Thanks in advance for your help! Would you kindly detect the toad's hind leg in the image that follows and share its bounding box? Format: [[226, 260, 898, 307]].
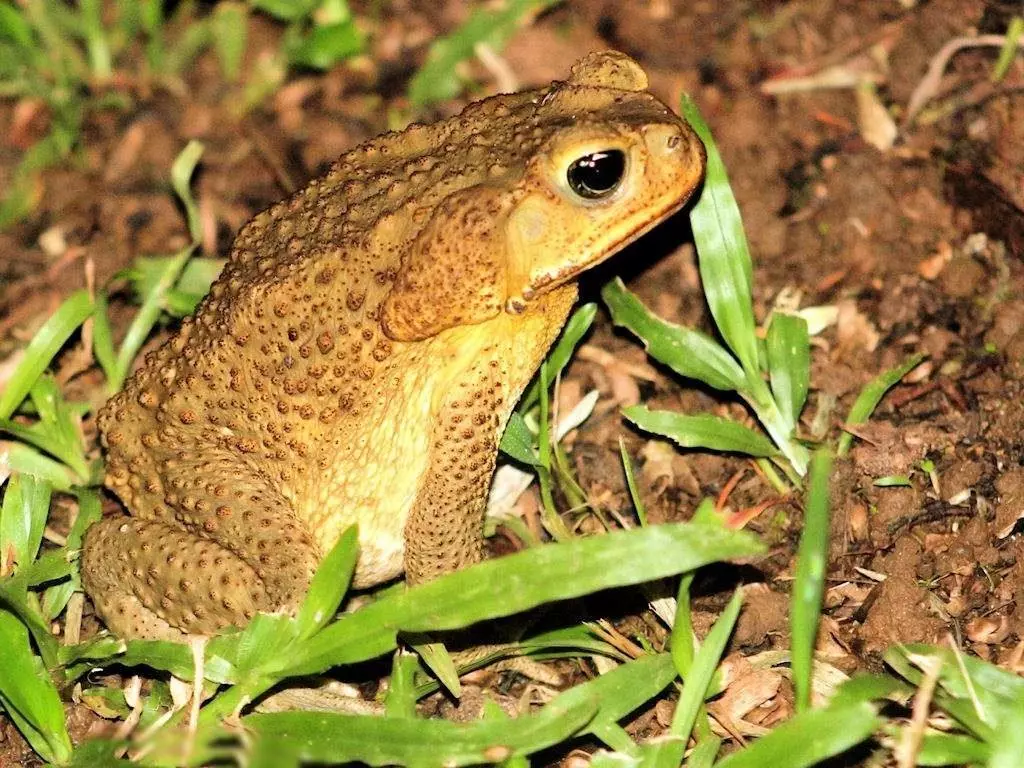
[[82, 518, 269, 640], [82, 452, 321, 639]]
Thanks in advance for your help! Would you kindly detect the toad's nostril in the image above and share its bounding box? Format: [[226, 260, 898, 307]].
[[643, 124, 684, 157]]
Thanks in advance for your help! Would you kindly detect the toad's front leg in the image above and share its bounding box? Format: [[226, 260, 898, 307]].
[[401, 360, 508, 585]]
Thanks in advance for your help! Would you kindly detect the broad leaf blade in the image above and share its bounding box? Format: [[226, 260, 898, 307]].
[[0, 610, 72, 763], [295, 525, 359, 640], [624, 406, 779, 458], [0, 289, 92, 420], [680, 97, 759, 377], [714, 702, 881, 768], [602, 279, 745, 393], [837, 353, 926, 456], [0, 473, 51, 573], [280, 521, 763, 677], [766, 312, 810, 425], [499, 411, 541, 466], [244, 691, 597, 767], [408, 0, 560, 107], [790, 449, 832, 712]]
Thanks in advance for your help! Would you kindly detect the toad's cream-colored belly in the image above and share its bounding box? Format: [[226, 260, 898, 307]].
[[303, 370, 436, 587]]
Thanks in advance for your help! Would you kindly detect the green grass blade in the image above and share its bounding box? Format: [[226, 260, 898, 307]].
[[61, 634, 238, 685], [16, 549, 74, 590], [128, 256, 224, 318], [520, 302, 597, 411], [624, 406, 779, 458], [0, 473, 51, 572], [80, 0, 112, 80], [295, 525, 358, 640], [170, 140, 204, 243], [827, 674, 910, 709], [16, 376, 90, 480], [988, 724, 1024, 768], [243, 690, 597, 767], [161, 17, 213, 79], [0, 442, 77, 490], [249, 0, 319, 22], [915, 732, 989, 766], [498, 411, 541, 466], [576, 653, 679, 745], [766, 313, 810, 426], [0, 609, 72, 763], [670, 589, 742, 747], [233, 613, 301, 674], [590, 724, 638, 756], [0, 3, 34, 48], [211, 2, 247, 81], [410, 638, 461, 698], [992, 16, 1023, 82], [408, 0, 561, 107], [888, 643, 1024, 730], [619, 437, 647, 527], [288, 21, 364, 70], [686, 736, 722, 768], [246, 652, 676, 767], [791, 449, 832, 713], [837, 353, 925, 456], [110, 142, 206, 388], [680, 97, 758, 377], [602, 279, 746, 393], [111, 249, 193, 390], [91, 291, 117, 385], [713, 702, 880, 768], [68, 738, 131, 767], [384, 650, 419, 719], [68, 488, 102, 550], [0, 417, 87, 482], [278, 521, 763, 677], [0, 289, 92, 420]]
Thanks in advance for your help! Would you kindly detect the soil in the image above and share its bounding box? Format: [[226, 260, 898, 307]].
[[2, 0, 1023, 765]]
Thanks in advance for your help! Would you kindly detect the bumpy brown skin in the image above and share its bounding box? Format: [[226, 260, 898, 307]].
[[81, 51, 707, 640]]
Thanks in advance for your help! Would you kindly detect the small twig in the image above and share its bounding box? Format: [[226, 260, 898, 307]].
[[244, 123, 297, 194], [715, 469, 747, 512], [475, 42, 518, 94], [724, 497, 788, 530], [948, 635, 986, 724], [894, 647, 941, 768], [904, 33, 1024, 126], [761, 19, 905, 84], [187, 637, 207, 760]]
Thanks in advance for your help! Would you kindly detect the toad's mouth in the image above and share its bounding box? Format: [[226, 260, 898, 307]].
[[504, 191, 697, 314]]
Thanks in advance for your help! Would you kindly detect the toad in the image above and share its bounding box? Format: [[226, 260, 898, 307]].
[[82, 51, 706, 640]]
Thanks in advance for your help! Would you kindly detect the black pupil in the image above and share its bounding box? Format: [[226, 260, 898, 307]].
[[567, 150, 625, 199]]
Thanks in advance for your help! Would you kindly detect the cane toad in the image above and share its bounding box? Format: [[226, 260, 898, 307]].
[[82, 51, 706, 640]]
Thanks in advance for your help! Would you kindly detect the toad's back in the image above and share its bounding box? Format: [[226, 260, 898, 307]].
[[83, 51, 707, 640]]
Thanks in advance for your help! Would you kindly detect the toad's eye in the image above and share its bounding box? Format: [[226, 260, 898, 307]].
[[566, 150, 625, 200]]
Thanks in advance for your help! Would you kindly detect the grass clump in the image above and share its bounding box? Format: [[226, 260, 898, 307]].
[[603, 98, 923, 489], [407, 0, 562, 108], [0, 0, 365, 229]]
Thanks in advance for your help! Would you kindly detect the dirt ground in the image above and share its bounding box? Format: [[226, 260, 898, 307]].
[[2, 0, 1023, 764]]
